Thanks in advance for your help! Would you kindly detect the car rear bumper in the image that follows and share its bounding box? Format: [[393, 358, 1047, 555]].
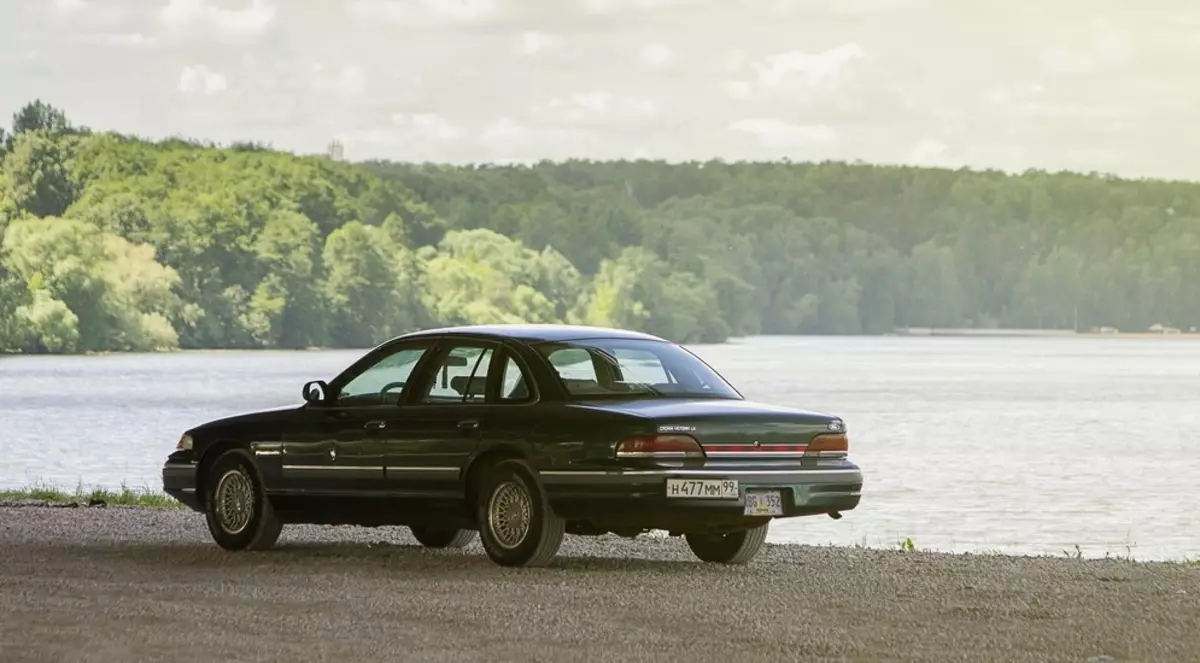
[[162, 460, 203, 511], [540, 465, 863, 529]]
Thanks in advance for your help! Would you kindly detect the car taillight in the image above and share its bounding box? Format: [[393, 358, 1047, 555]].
[[804, 433, 849, 457], [615, 434, 705, 459]]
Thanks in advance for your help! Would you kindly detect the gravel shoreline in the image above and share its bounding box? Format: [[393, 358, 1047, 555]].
[[1, 505, 1197, 663]]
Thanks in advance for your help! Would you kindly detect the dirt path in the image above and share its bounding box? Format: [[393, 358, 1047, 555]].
[[1, 505, 1196, 662]]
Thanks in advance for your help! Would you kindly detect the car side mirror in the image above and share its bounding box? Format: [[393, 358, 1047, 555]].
[[302, 380, 329, 406]]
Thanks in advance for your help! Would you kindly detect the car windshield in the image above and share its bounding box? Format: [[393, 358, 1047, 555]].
[[534, 338, 742, 400]]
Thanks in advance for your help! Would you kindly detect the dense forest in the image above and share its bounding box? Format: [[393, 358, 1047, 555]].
[[0, 100, 1197, 354]]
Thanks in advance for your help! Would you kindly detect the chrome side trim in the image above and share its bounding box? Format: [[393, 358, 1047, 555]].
[[254, 450, 282, 457], [279, 465, 459, 473], [539, 468, 862, 477], [280, 465, 377, 472]]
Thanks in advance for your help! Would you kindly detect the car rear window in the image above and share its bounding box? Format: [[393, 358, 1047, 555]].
[[535, 338, 741, 400]]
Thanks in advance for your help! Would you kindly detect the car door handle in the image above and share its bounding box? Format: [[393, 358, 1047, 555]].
[[364, 420, 387, 431], [457, 419, 480, 431]]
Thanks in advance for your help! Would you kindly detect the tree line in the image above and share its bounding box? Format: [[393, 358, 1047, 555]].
[[1, 100, 1197, 354]]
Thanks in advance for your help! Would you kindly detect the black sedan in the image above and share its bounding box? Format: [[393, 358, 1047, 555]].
[[162, 324, 863, 567]]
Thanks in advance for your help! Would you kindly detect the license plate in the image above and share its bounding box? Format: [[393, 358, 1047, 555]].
[[743, 491, 784, 516], [665, 478, 739, 499]]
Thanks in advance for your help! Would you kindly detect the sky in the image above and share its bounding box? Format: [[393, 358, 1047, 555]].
[[4, 0, 1199, 180]]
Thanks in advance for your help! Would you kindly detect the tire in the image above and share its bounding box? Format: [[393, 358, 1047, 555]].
[[202, 448, 283, 551], [474, 458, 564, 568], [410, 525, 477, 549], [685, 522, 770, 564]]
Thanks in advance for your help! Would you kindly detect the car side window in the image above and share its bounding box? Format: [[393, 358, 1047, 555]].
[[419, 345, 493, 405], [336, 345, 430, 407], [544, 347, 603, 394], [498, 353, 533, 403]]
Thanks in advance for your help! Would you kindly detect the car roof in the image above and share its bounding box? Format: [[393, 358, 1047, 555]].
[[392, 323, 668, 344]]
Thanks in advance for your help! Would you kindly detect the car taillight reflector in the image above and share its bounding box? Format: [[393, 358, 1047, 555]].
[[615, 434, 705, 458], [805, 433, 849, 455]]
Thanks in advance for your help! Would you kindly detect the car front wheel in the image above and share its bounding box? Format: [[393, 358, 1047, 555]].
[[409, 525, 477, 549], [684, 522, 769, 564], [475, 458, 564, 567], [202, 449, 283, 551]]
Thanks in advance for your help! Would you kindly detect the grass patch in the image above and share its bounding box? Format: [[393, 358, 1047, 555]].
[[0, 481, 182, 508]]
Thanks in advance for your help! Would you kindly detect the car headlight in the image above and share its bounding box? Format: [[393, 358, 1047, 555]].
[[176, 434, 194, 451]]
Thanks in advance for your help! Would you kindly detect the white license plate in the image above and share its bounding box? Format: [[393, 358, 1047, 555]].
[[665, 478, 739, 499], [743, 491, 784, 516]]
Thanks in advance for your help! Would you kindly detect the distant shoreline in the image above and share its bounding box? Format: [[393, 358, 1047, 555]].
[[892, 327, 1200, 339], [4, 330, 1200, 358]]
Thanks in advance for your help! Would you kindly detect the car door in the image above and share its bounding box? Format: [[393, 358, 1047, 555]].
[[281, 340, 436, 495], [481, 345, 542, 453], [383, 339, 498, 499]]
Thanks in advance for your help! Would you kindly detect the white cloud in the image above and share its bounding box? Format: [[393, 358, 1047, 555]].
[[724, 80, 754, 100], [1043, 22, 1130, 74], [72, 32, 157, 48], [908, 139, 952, 166], [531, 91, 659, 126], [392, 113, 464, 140], [350, 0, 504, 27], [516, 31, 565, 57], [44, 0, 132, 27], [178, 65, 228, 96], [637, 42, 673, 68], [578, 0, 697, 14], [160, 0, 277, 38], [726, 43, 866, 104], [479, 118, 530, 148], [729, 118, 839, 147], [710, 50, 748, 75], [753, 43, 866, 91], [478, 118, 596, 159], [50, 0, 89, 15], [311, 64, 368, 96], [1042, 48, 1097, 75], [772, 0, 924, 14]]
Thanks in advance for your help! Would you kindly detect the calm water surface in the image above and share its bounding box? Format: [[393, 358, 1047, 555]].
[[2, 336, 1197, 560]]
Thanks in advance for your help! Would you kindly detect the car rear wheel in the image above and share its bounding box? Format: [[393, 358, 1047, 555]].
[[409, 525, 477, 549], [684, 522, 769, 564], [202, 449, 283, 551], [474, 458, 564, 567]]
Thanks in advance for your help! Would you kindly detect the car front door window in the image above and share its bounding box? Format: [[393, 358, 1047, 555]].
[[335, 345, 431, 407]]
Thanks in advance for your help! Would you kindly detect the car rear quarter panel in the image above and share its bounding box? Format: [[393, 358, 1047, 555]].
[[512, 405, 652, 471]]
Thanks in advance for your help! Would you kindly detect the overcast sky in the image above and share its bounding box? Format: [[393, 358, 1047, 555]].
[[4, 0, 1199, 180]]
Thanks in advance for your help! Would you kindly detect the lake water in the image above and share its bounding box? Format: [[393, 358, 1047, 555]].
[[2, 336, 1197, 561]]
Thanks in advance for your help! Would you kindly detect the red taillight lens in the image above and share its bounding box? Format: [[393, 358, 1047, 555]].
[[805, 433, 849, 456], [615, 434, 705, 458]]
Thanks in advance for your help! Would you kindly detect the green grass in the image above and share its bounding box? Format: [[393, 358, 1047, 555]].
[[0, 481, 182, 508]]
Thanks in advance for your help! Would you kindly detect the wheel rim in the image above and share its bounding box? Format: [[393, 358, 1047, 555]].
[[213, 468, 255, 535], [487, 480, 532, 549]]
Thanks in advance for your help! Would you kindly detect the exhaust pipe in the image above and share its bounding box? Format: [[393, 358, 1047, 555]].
[[828, 511, 843, 520]]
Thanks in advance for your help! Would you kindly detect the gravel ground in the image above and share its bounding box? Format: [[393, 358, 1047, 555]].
[[1, 504, 1197, 663]]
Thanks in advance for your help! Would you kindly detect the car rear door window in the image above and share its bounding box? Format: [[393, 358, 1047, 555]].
[[497, 352, 534, 403], [419, 344, 493, 405]]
